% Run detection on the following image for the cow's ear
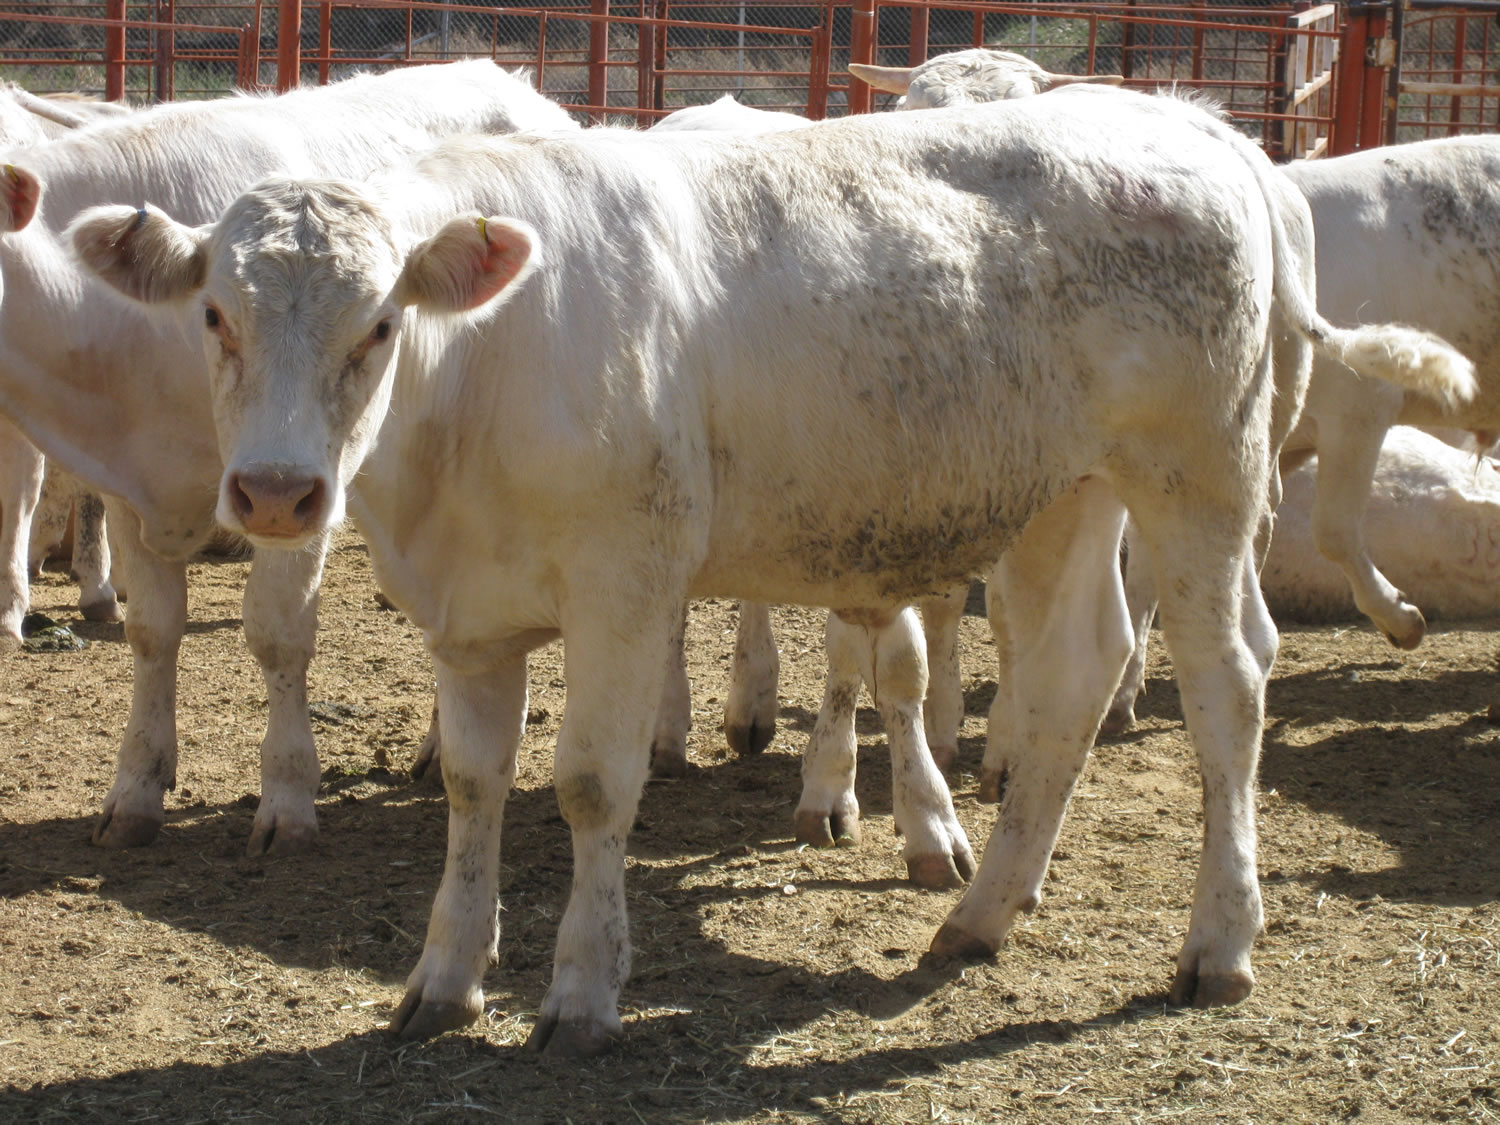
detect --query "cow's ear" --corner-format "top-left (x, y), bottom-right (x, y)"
top-left (68, 204), bottom-right (207, 304)
top-left (0, 164), bottom-right (40, 232)
top-left (396, 215), bottom-right (537, 313)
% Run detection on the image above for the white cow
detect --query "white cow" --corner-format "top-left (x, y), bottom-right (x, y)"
top-left (1107, 134), bottom-right (1500, 732)
top-left (1262, 427), bottom-right (1500, 620)
top-left (0, 61), bottom-right (577, 854)
top-left (0, 84), bottom-right (134, 647)
top-left (850, 47), bottom-right (1124, 107)
top-left (76, 89), bottom-right (1472, 1051)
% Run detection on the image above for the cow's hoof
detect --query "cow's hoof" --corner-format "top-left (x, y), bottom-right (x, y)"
top-left (1382, 605), bottom-right (1426, 650)
top-left (526, 1013), bottom-right (622, 1057)
top-left (977, 767), bottom-right (1006, 805)
top-left (92, 809), bottom-right (162, 848)
top-left (649, 742), bottom-right (689, 779)
top-left (1170, 965), bottom-right (1253, 1008)
top-left (247, 817), bottom-right (318, 858)
top-left (906, 853), bottom-right (969, 890)
top-left (411, 729), bottom-right (441, 784)
top-left (929, 921), bottom-right (998, 959)
top-left (1098, 704), bottom-right (1136, 738)
top-left (725, 720), bottom-right (774, 756)
top-left (80, 597), bottom-right (124, 624)
top-left (390, 990), bottom-right (481, 1040)
top-left (929, 743), bottom-right (957, 771)
top-left (794, 808), bottom-right (860, 848)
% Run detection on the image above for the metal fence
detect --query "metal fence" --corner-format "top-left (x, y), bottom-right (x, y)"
top-left (0, 2), bottom-right (1494, 155)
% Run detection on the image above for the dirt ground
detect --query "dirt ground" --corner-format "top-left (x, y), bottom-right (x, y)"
top-left (0, 530), bottom-right (1497, 1123)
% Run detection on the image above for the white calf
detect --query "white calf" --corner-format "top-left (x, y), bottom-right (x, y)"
top-left (0, 61), bottom-right (577, 852)
top-left (77, 89), bottom-right (1471, 1052)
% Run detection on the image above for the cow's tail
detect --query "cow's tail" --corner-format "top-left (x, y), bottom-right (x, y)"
top-left (1208, 118), bottom-right (1477, 412)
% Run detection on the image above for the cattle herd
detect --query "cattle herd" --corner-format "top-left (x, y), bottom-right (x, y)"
top-left (0, 51), bottom-right (1497, 1059)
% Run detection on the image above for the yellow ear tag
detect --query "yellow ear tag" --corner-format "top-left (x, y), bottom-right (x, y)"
top-left (477, 217), bottom-right (488, 243)
top-left (3, 165), bottom-right (17, 184)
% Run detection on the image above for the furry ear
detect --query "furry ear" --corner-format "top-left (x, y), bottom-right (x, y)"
top-left (848, 63), bottom-right (913, 95)
top-left (0, 164), bottom-right (41, 232)
top-left (68, 203), bottom-right (208, 304)
top-left (396, 215), bottom-right (537, 312)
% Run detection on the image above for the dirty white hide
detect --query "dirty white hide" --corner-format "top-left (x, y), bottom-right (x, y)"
top-left (0, 60), bottom-right (577, 855)
top-left (644, 92), bottom-right (970, 847)
top-left (0, 84), bottom-right (133, 647)
top-left (76, 88), bottom-right (1474, 1054)
top-left (1107, 135), bottom-right (1500, 732)
top-left (1261, 427), bottom-right (1500, 620)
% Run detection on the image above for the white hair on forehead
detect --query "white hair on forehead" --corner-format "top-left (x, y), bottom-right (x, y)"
top-left (904, 49), bottom-right (1055, 108)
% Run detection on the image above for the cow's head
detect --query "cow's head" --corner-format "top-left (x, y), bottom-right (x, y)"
top-left (850, 48), bottom-right (1123, 109)
top-left (68, 177), bottom-right (537, 549)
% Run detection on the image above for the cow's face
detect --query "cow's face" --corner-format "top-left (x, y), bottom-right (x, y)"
top-left (69, 178), bottom-right (536, 549)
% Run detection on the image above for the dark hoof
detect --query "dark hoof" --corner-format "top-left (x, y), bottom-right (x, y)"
top-left (411, 728), bottom-right (441, 784)
top-left (649, 742), bottom-right (689, 779)
top-left (246, 819), bottom-right (318, 858)
top-left (390, 992), bottom-right (480, 1040)
top-left (928, 920), bottom-right (998, 959)
top-left (1098, 705), bottom-right (1135, 738)
top-left (1170, 965), bottom-right (1254, 1008)
top-left (525, 1014), bottom-right (622, 1057)
top-left (92, 809), bottom-right (162, 848)
top-left (977, 767), bottom-right (1006, 805)
top-left (793, 807), bottom-right (860, 849)
top-left (725, 719), bottom-right (774, 756)
top-left (80, 598), bottom-right (124, 624)
top-left (1383, 606), bottom-right (1426, 650)
top-left (906, 853), bottom-right (968, 890)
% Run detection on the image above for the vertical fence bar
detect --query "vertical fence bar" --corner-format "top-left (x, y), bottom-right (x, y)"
top-left (1331, 4), bottom-right (1370, 153)
top-left (153, 0), bottom-right (175, 101)
top-left (239, 21), bottom-right (260, 91)
top-left (277, 0), bottom-right (302, 91)
top-left (807, 1), bottom-right (833, 119)
top-left (105, 0), bottom-right (126, 101)
top-left (589, 0), bottom-right (610, 123)
top-left (636, 2), bottom-right (657, 127)
top-left (318, 1), bottom-right (332, 84)
top-left (849, 0), bottom-right (875, 113)
top-left (909, 3), bottom-right (929, 66)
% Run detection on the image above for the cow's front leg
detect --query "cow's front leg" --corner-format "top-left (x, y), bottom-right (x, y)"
top-left (242, 534), bottom-right (328, 856)
top-left (70, 490), bottom-right (123, 623)
top-left (936, 480), bottom-right (1132, 953)
top-left (93, 499), bottom-right (187, 848)
top-left (1101, 520), bottom-right (1155, 738)
top-left (527, 597), bottom-right (676, 1056)
top-left (723, 600), bottom-right (778, 755)
top-left (392, 655), bottom-right (527, 1039)
top-left (0, 419), bottom-right (44, 649)
top-left (795, 610), bottom-right (864, 848)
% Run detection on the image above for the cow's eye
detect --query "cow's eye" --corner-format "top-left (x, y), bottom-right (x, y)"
top-left (204, 306), bottom-right (220, 329)
top-left (372, 319), bottom-right (392, 343)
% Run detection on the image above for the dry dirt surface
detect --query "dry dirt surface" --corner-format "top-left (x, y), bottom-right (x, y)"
top-left (1, 529), bottom-right (1498, 1123)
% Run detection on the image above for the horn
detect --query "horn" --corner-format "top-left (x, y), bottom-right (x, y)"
top-left (848, 62), bottom-right (915, 95)
top-left (1041, 72), bottom-right (1126, 91)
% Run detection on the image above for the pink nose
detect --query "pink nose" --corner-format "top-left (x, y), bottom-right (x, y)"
top-left (226, 468), bottom-right (327, 538)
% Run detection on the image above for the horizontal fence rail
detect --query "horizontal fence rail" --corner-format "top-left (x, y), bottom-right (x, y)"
top-left (0, 3), bottom-right (1494, 156)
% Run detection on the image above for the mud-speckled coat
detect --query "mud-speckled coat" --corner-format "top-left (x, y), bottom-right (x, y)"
top-left (72, 87), bottom-right (1473, 1055)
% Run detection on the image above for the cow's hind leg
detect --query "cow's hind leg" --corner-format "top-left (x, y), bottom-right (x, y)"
top-left (933, 479), bottom-right (1132, 952)
top-left (71, 489), bottom-right (122, 623)
top-left (724, 600), bottom-right (778, 755)
top-left (392, 655), bottom-right (527, 1040)
top-left (649, 607), bottom-right (691, 778)
top-left (919, 583), bottom-right (967, 770)
top-left (243, 535), bottom-right (328, 856)
top-left (1131, 498), bottom-right (1272, 1007)
top-left (93, 499), bottom-right (187, 848)
top-left (1102, 520), bottom-right (1157, 737)
top-left (795, 611), bottom-right (864, 848)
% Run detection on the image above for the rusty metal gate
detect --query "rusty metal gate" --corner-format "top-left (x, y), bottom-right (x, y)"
top-left (0, 2), bottom-right (1494, 157)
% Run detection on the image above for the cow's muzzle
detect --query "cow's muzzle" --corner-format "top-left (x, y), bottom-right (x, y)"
top-left (226, 467), bottom-right (328, 540)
